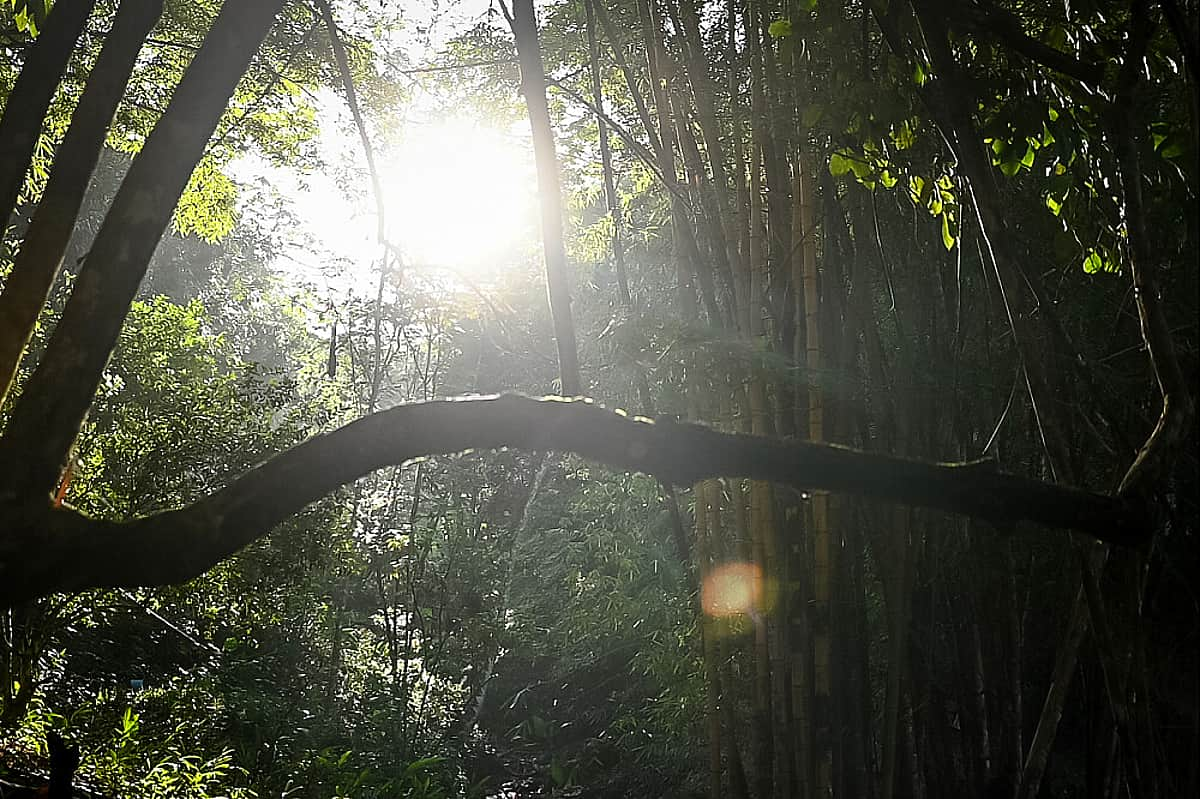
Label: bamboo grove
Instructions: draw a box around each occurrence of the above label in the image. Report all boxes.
[508,0,1196,796]
[0,0,1196,797]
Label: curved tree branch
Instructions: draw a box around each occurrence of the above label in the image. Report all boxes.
[1,394,1147,605]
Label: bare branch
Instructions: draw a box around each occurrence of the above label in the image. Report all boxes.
[589,0,663,160]
[545,77,684,205]
[396,58,517,75]
[886,0,1078,483]
[1,394,1147,604]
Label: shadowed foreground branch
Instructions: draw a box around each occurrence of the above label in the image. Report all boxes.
[0,394,1146,604]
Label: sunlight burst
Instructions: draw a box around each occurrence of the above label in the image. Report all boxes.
[382,118,535,276]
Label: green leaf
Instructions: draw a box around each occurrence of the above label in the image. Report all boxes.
[768,18,793,38]
[849,158,874,181]
[1157,132,1186,159]
[999,158,1022,176]
[890,118,916,150]
[1048,172,1072,194]
[1046,25,1067,50]
[879,169,898,189]
[1020,142,1036,168]
[403,756,443,776]
[941,212,956,250]
[1045,194,1062,216]
[913,62,927,86]
[1082,250,1103,274]
[7,0,48,35]
[908,175,926,205]
[829,151,853,176]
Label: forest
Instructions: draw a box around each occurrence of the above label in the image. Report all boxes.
[0,0,1196,797]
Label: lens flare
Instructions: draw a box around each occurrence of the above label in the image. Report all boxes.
[701,561,763,618]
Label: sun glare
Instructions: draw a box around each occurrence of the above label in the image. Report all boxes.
[382,118,535,277]
[701,561,764,618]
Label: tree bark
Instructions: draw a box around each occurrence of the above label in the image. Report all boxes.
[635,0,722,327]
[744,38,776,783]
[797,160,835,799]
[676,0,739,310]
[880,507,914,799]
[696,480,723,799]
[0,0,165,405]
[0,393,1148,604]
[0,0,98,232]
[589,0,662,161]
[510,0,582,396]
[583,0,630,306]
[0,0,287,499]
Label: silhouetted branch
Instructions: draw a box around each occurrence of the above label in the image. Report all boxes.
[0,0,164,406]
[944,1,1100,87]
[1,394,1147,604]
[0,0,98,231]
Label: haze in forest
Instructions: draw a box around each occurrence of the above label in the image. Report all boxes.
[0,1,1194,799]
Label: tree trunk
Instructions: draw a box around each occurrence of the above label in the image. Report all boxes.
[510,0,581,396]
[676,0,738,310]
[0,0,163,405]
[0,0,98,231]
[0,0,288,498]
[697,480,723,799]
[1019,585,1089,799]
[795,160,835,798]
